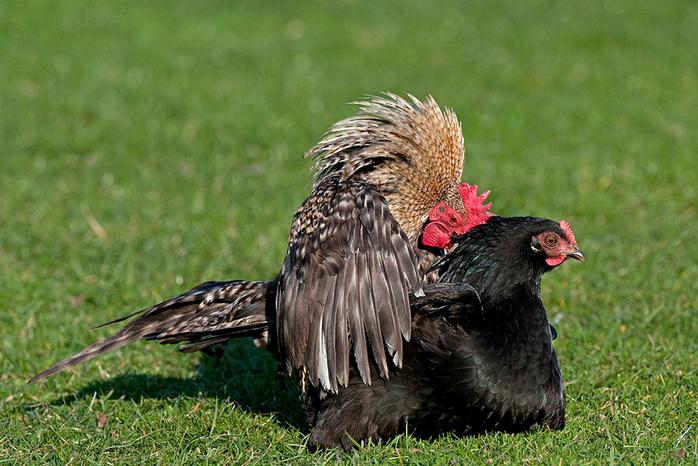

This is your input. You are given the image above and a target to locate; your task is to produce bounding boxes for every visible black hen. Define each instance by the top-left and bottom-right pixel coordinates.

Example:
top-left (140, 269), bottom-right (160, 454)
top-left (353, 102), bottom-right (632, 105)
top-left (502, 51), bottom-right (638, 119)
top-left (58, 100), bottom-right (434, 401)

top-left (305, 216), bottom-right (585, 449)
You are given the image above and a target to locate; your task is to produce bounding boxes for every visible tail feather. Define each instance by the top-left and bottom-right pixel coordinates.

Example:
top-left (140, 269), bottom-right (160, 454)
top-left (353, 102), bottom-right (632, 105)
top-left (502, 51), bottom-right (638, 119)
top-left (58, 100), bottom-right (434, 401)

top-left (29, 280), bottom-right (274, 383)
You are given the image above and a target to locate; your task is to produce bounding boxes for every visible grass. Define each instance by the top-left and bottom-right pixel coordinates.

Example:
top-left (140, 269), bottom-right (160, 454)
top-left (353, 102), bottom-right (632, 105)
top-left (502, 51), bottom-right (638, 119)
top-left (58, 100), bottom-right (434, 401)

top-left (1, 0), bottom-right (696, 463)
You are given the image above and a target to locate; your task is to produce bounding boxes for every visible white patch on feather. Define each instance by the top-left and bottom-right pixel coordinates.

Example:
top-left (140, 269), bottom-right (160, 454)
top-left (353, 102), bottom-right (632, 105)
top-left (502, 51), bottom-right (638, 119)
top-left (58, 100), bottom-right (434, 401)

top-left (198, 293), bottom-right (215, 310)
top-left (317, 314), bottom-right (330, 390)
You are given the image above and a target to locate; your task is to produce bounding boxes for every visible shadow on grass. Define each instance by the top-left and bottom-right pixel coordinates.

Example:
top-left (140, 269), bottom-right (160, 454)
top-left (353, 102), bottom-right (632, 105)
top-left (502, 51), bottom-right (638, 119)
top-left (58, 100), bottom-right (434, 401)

top-left (32, 339), bottom-right (307, 431)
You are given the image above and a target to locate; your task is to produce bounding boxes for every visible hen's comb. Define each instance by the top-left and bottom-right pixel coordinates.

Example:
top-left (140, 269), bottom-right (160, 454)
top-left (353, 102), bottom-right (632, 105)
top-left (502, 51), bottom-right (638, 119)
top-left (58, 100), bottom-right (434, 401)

top-left (559, 220), bottom-right (577, 245)
top-left (458, 183), bottom-right (493, 232)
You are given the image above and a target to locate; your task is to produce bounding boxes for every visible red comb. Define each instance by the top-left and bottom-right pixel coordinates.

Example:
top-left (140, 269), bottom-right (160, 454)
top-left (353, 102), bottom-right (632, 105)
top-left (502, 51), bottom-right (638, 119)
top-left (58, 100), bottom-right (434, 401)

top-left (559, 220), bottom-right (577, 245)
top-left (458, 182), bottom-right (493, 232)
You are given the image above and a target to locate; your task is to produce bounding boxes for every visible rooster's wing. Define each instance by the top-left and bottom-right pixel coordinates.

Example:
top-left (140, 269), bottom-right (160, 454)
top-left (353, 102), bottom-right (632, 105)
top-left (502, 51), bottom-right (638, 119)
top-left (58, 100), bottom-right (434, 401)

top-left (278, 179), bottom-right (422, 393)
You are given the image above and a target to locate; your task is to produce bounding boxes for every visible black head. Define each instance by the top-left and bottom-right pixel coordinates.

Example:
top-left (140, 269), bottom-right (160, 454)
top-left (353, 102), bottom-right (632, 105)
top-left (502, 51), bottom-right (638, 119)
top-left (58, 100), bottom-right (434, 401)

top-left (435, 216), bottom-right (585, 298)
top-left (523, 217), bottom-right (585, 268)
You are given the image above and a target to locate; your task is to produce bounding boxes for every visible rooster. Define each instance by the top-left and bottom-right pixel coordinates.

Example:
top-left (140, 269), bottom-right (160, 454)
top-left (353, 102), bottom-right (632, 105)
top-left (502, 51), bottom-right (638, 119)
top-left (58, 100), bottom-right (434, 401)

top-left (306, 216), bottom-right (585, 450)
top-left (30, 94), bottom-right (492, 395)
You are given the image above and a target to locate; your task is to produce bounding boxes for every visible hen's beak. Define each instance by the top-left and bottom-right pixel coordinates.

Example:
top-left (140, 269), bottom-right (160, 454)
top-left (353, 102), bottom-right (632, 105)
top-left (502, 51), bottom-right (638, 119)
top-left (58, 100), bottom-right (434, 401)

top-left (566, 246), bottom-right (586, 262)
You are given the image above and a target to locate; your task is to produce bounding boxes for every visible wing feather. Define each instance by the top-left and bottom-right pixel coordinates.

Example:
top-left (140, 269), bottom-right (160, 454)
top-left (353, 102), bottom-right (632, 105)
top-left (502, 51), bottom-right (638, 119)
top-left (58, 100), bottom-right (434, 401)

top-left (278, 180), bottom-right (421, 392)
top-left (360, 253), bottom-right (388, 378)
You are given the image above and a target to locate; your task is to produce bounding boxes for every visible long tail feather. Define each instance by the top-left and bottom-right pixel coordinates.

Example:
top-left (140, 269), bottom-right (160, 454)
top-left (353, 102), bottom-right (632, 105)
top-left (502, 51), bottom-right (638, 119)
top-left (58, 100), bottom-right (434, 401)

top-left (29, 280), bottom-right (275, 383)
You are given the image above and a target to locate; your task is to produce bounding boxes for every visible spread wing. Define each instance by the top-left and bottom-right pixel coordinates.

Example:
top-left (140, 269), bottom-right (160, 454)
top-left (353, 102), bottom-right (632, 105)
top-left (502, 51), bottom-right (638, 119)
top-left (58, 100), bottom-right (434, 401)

top-left (277, 180), bottom-right (423, 393)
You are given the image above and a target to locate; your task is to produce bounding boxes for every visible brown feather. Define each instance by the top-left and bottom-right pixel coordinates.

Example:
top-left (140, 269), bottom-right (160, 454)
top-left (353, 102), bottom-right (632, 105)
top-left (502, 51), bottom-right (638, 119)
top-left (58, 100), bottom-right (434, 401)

top-left (278, 180), bottom-right (422, 391)
top-left (306, 93), bottom-right (466, 240)
top-left (30, 280), bottom-right (270, 383)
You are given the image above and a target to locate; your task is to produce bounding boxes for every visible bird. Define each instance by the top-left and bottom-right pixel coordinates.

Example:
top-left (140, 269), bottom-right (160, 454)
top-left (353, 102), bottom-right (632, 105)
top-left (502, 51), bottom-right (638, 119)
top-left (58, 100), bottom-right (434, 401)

top-left (30, 94), bottom-right (492, 396)
top-left (304, 216), bottom-right (585, 450)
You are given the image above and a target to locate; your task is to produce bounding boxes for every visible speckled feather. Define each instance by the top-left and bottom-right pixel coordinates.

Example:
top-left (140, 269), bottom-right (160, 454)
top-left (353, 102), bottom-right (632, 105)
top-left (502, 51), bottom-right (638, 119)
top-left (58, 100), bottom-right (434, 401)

top-left (277, 179), bottom-right (422, 392)
top-left (30, 280), bottom-right (272, 383)
top-left (307, 93), bottom-right (465, 239)
top-left (276, 94), bottom-right (468, 391)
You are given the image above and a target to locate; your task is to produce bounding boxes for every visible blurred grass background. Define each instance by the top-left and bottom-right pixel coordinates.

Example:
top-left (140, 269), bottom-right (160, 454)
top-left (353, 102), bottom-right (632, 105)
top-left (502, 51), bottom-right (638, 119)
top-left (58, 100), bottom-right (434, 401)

top-left (1, 0), bottom-right (696, 463)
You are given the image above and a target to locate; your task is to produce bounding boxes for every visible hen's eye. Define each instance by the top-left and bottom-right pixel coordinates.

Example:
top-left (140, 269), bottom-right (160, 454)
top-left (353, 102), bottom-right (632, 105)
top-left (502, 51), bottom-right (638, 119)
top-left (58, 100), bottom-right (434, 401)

top-left (450, 215), bottom-right (458, 225)
top-left (545, 235), bottom-right (557, 246)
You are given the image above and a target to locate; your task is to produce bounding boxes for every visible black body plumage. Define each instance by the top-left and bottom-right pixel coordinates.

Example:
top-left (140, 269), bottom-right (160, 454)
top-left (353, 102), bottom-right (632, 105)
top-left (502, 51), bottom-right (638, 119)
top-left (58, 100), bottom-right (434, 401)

top-left (305, 216), bottom-right (568, 449)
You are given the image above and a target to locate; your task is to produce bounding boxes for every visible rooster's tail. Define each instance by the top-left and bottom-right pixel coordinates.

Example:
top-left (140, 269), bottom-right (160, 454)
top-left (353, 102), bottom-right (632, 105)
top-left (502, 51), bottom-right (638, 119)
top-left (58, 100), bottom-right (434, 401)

top-left (29, 280), bottom-right (275, 383)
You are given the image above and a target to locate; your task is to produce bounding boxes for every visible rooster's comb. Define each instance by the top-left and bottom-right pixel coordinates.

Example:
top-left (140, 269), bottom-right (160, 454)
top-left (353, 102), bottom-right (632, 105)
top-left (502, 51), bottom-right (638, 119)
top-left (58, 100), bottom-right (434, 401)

top-left (559, 220), bottom-right (577, 245)
top-left (458, 183), bottom-right (493, 231)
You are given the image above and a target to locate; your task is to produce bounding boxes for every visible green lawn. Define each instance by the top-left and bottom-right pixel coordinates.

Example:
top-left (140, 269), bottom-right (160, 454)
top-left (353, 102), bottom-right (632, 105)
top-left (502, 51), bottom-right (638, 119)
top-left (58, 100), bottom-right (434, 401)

top-left (1, 0), bottom-right (696, 463)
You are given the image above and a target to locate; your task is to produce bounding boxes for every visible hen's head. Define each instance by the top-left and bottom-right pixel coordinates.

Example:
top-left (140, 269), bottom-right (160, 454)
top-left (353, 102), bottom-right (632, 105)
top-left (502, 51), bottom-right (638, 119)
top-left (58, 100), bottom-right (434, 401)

top-left (422, 183), bottom-right (492, 250)
top-left (530, 220), bottom-right (585, 267)
top-left (435, 216), bottom-right (585, 292)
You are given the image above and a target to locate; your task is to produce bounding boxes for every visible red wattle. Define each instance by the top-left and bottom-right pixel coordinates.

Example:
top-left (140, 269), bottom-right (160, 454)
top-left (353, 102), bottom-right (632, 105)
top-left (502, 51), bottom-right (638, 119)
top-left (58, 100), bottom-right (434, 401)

top-left (422, 222), bottom-right (452, 249)
top-left (546, 256), bottom-right (566, 267)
